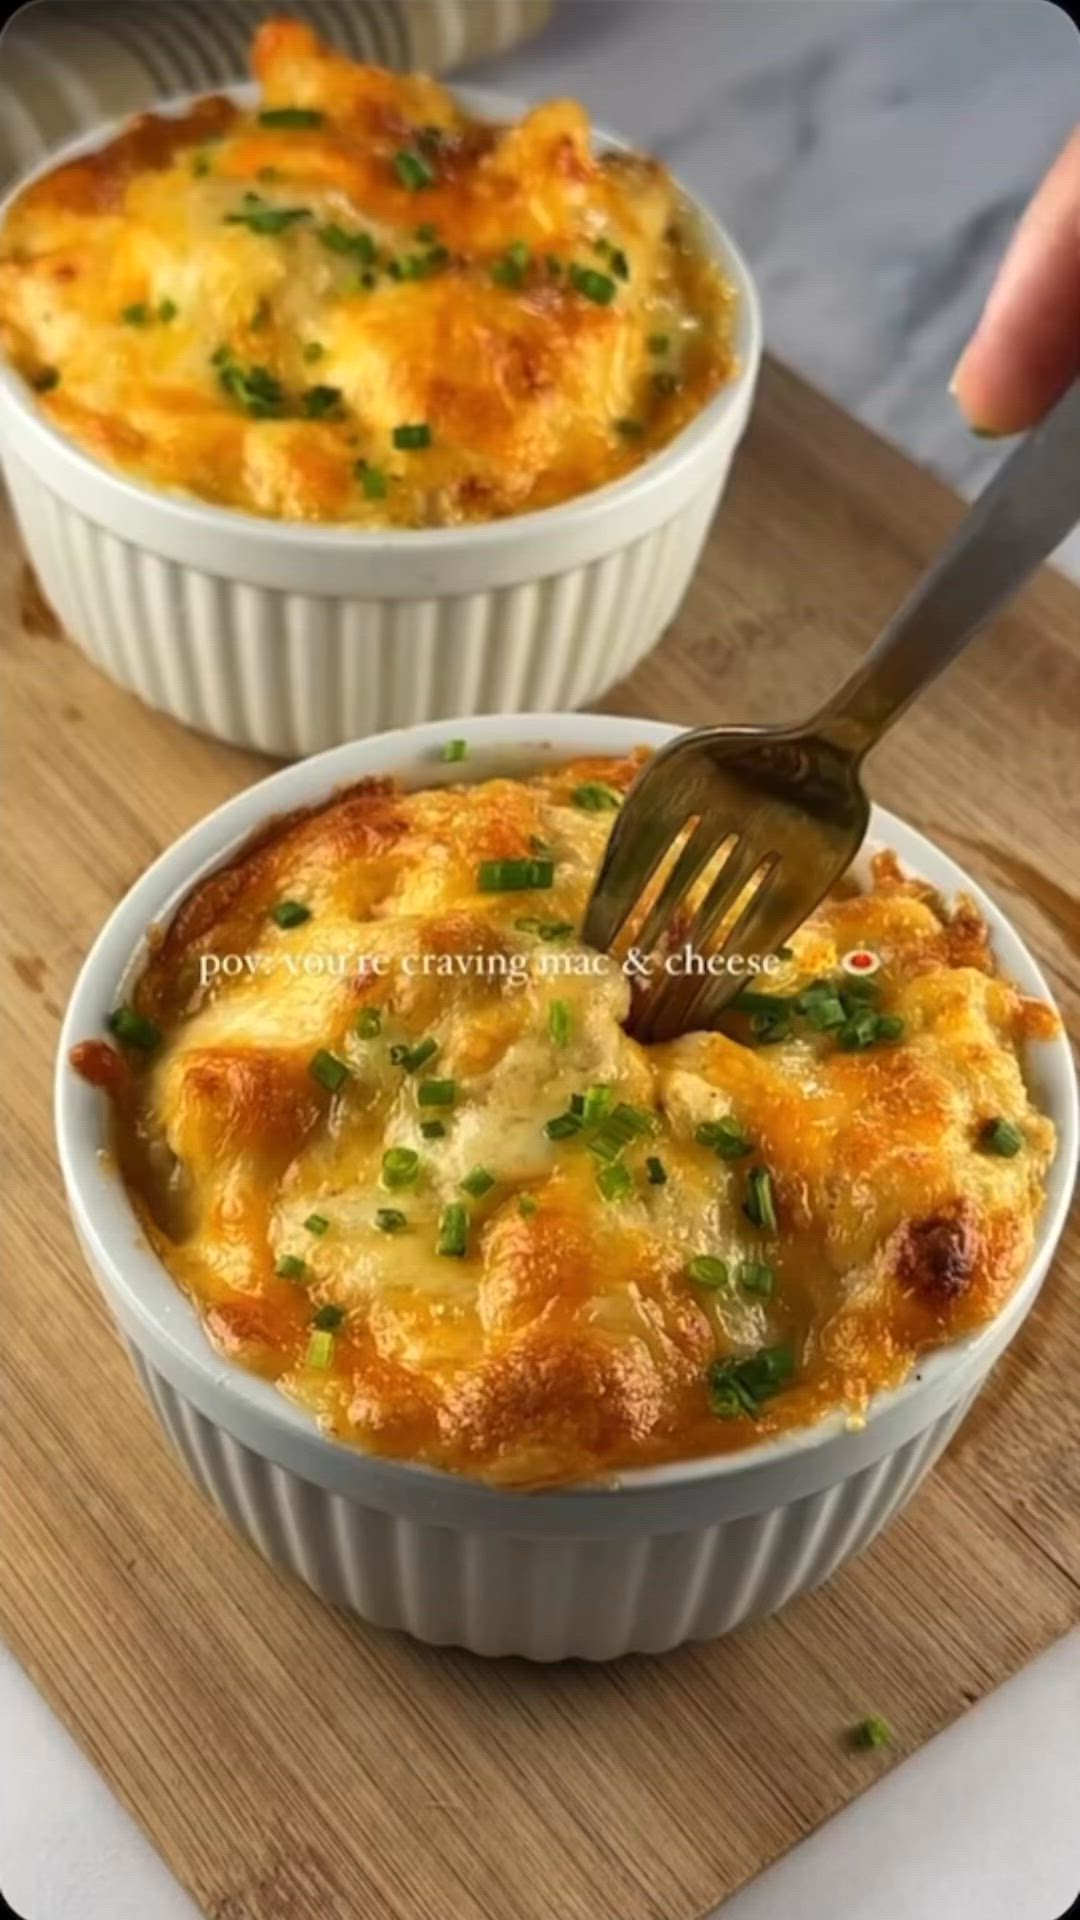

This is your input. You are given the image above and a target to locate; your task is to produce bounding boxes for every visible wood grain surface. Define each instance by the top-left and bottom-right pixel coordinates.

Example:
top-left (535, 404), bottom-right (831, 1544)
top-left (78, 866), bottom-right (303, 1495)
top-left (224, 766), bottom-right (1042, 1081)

top-left (1, 359), bottom-right (1077, 1920)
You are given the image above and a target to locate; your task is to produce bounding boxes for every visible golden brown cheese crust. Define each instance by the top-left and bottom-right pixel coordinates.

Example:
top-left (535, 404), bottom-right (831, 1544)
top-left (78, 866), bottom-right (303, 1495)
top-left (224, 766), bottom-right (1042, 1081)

top-left (78, 756), bottom-right (1058, 1487)
top-left (0, 18), bottom-right (736, 526)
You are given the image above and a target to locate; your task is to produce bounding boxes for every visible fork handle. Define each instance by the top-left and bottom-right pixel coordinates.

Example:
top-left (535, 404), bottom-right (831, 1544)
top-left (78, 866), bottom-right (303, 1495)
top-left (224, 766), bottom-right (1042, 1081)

top-left (814, 380), bottom-right (1080, 756)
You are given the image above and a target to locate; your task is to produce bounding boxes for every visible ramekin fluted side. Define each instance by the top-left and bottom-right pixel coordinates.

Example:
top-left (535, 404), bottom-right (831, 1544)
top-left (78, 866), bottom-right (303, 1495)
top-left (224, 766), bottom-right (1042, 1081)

top-left (3, 447), bottom-right (725, 758)
top-left (128, 1348), bottom-right (974, 1660)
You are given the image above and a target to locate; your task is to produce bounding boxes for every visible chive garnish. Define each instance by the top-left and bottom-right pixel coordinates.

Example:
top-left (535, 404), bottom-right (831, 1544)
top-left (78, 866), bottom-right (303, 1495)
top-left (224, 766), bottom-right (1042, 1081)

top-left (653, 370), bottom-right (680, 395)
top-left (743, 1165), bottom-right (778, 1231)
top-left (392, 1036), bottom-right (438, 1072)
top-left (417, 1078), bottom-right (456, 1107)
top-left (688, 1255), bottom-right (729, 1290)
top-left (837, 1006), bottom-right (882, 1052)
top-left (492, 241), bottom-right (530, 287)
top-left (518, 1193), bottom-right (538, 1218)
top-left (694, 1117), bottom-right (752, 1160)
top-left (437, 1202), bottom-right (469, 1258)
top-left (303, 384), bottom-right (344, 419)
top-left (645, 1155), bottom-right (667, 1186)
top-left (259, 107), bottom-right (324, 128)
top-left (582, 1084), bottom-right (612, 1124)
top-left (225, 200), bottom-right (312, 236)
top-left (394, 148), bottom-right (437, 190)
top-left (355, 1007), bottom-right (382, 1038)
top-left (549, 999), bottom-right (572, 1048)
top-left (616, 418), bottom-right (644, 438)
top-left (33, 367), bottom-right (60, 392)
top-left (276, 1253), bottom-right (307, 1280)
top-left (309, 1048), bottom-right (349, 1092)
top-left (356, 461), bottom-right (389, 499)
top-left (588, 1103), bottom-right (653, 1162)
top-left (382, 1147), bottom-right (420, 1188)
top-left (739, 1260), bottom-right (775, 1298)
top-left (569, 264), bottom-right (617, 305)
top-left (572, 782), bottom-right (622, 811)
top-left (442, 738), bottom-right (468, 762)
top-left (461, 1166), bottom-right (495, 1198)
top-left (214, 354), bottom-right (286, 418)
top-left (708, 1344), bottom-right (794, 1418)
top-left (597, 1161), bottom-right (633, 1202)
top-left (514, 917), bottom-right (574, 941)
top-left (647, 332), bottom-right (670, 354)
top-left (853, 1716), bottom-right (892, 1751)
top-left (192, 151), bottom-right (212, 177)
top-left (477, 857), bottom-right (554, 892)
top-left (303, 342), bottom-right (325, 364)
top-left (415, 221), bottom-right (439, 243)
top-left (306, 1329), bottom-right (335, 1368)
top-left (544, 1110), bottom-right (584, 1141)
top-left (304, 1214), bottom-right (330, 1237)
top-left (271, 898), bottom-right (311, 928)
top-left (121, 303), bottom-right (150, 326)
top-left (318, 223), bottom-right (376, 262)
top-left (420, 1119), bottom-right (447, 1140)
top-left (107, 1005), bottom-right (161, 1051)
top-left (979, 1116), bottom-right (1023, 1156)
top-left (158, 298), bottom-right (178, 323)
top-left (375, 1208), bottom-right (407, 1233)
top-left (392, 422), bottom-right (431, 450)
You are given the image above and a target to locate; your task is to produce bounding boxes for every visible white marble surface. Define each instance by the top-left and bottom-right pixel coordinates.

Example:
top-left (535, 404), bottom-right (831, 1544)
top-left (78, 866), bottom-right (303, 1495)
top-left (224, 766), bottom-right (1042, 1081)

top-left (3, 5), bottom-right (1078, 1916)
top-left (463, 0), bottom-right (1080, 578)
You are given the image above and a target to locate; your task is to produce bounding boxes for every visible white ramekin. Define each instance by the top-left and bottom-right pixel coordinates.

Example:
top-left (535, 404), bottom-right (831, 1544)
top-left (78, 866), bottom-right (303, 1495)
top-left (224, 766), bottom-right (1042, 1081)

top-left (55, 714), bottom-right (1078, 1660)
top-left (0, 90), bottom-right (762, 760)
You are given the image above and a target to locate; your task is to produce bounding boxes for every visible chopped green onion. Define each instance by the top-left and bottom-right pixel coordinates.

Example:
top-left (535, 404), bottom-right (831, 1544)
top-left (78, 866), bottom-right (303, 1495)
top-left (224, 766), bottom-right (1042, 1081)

top-left (259, 107), bottom-right (324, 128)
top-left (544, 1110), bottom-right (584, 1141)
top-left (874, 1014), bottom-right (906, 1044)
top-left (688, 1255), bottom-right (729, 1290)
top-left (302, 341), bottom-right (325, 363)
top-left (739, 1260), bottom-right (775, 1298)
top-left (743, 1165), bottom-right (778, 1232)
top-left (597, 1160), bottom-right (634, 1202)
top-left (394, 148), bottom-right (436, 190)
top-left (694, 1117), bottom-right (752, 1160)
top-left (225, 201), bottom-right (312, 236)
top-left (306, 1328), bottom-right (335, 1369)
top-left (318, 222), bottom-right (377, 262)
top-left (837, 1007), bottom-right (882, 1052)
top-left (107, 1005), bottom-right (161, 1052)
top-left (355, 1007), bottom-right (382, 1038)
top-left (391, 1036), bottom-right (438, 1073)
top-left (375, 1208), bottom-right (407, 1233)
top-left (572, 782), bottom-right (622, 811)
top-left (852, 1716), bottom-right (892, 1751)
top-left (437, 1202), bottom-right (469, 1258)
top-left (420, 1119), bottom-right (447, 1140)
top-left (492, 240), bottom-right (530, 287)
top-left (582, 1084), bottom-right (612, 1124)
top-left (569, 264), bottom-right (617, 305)
top-left (192, 151), bottom-right (212, 177)
top-left (382, 1146), bottom-right (420, 1188)
top-left (276, 1253), bottom-right (307, 1281)
top-left (393, 421), bottom-right (431, 450)
top-left (309, 1048), bottom-right (349, 1093)
top-left (271, 898), bottom-right (311, 928)
top-left (304, 1214), bottom-right (330, 1237)
top-left (215, 355), bottom-right (286, 417)
top-left (732, 989), bottom-right (797, 1014)
top-left (749, 1009), bottom-right (794, 1045)
top-left (356, 461), bottom-right (389, 499)
top-left (415, 221), bottom-right (439, 243)
top-left (514, 917), bottom-right (574, 941)
top-left (776, 945), bottom-right (795, 961)
top-left (647, 332), bottom-right (670, 354)
top-left (645, 1155), bottom-right (668, 1186)
top-left (708, 1344), bottom-right (794, 1418)
top-left (311, 1302), bottom-right (344, 1331)
top-left (442, 738), bottom-right (468, 762)
top-left (33, 367), bottom-right (60, 392)
top-left (121, 303), bottom-right (151, 326)
top-left (518, 1193), bottom-right (538, 1218)
top-left (653, 370), bottom-right (680, 395)
top-left (477, 857), bottom-right (554, 893)
top-left (588, 1103), bottom-right (654, 1162)
top-left (461, 1166), bottom-right (495, 1198)
top-left (158, 298), bottom-right (178, 323)
top-left (418, 1078), bottom-right (456, 1107)
top-left (615, 418), bottom-right (644, 438)
top-left (548, 999), bottom-right (572, 1048)
top-left (979, 1116), bottom-right (1023, 1157)
top-left (302, 384), bottom-right (345, 419)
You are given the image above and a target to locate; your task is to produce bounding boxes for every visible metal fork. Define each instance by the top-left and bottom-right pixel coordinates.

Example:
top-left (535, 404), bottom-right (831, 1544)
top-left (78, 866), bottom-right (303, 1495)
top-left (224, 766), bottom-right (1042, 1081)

top-left (584, 381), bottom-right (1080, 1041)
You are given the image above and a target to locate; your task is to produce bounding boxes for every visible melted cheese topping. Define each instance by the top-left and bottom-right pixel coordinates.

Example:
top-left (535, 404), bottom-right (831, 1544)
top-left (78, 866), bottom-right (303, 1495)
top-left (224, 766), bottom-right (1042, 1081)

top-left (0, 18), bottom-right (736, 526)
top-left (74, 755), bottom-right (1058, 1488)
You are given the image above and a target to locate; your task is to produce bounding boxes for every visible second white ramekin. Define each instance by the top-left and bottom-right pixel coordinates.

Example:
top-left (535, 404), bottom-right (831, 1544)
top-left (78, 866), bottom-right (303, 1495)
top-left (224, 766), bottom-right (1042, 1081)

top-left (0, 89), bottom-right (762, 759)
top-left (54, 714), bottom-right (1078, 1659)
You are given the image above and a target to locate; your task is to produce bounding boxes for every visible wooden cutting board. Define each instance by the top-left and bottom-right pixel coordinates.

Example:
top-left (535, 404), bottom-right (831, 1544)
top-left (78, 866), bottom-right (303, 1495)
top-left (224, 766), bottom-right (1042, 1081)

top-left (1, 359), bottom-right (1077, 1920)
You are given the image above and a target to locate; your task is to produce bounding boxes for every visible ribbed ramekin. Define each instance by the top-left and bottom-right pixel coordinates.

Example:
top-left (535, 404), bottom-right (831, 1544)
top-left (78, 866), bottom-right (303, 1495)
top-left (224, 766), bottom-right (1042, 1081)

top-left (0, 90), bottom-right (762, 760)
top-left (55, 715), bottom-right (1078, 1660)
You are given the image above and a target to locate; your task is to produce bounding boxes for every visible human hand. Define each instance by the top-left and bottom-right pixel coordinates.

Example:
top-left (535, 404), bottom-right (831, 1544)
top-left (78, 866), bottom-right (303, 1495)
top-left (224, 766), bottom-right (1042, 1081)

top-left (951, 126), bottom-right (1080, 434)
